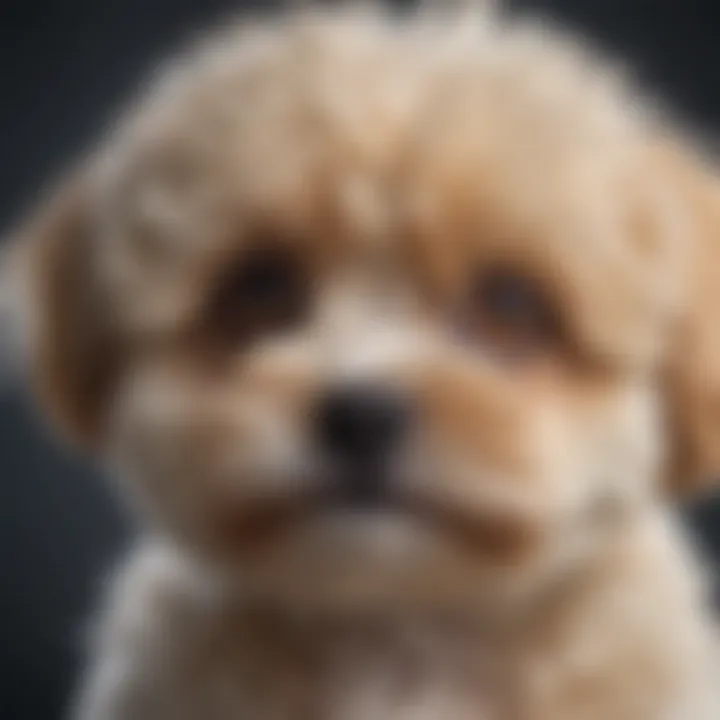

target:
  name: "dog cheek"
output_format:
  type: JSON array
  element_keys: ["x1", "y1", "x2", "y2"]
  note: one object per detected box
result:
[
  {"x1": 108, "y1": 352, "x2": 319, "y2": 533},
  {"x1": 415, "y1": 357, "x2": 574, "y2": 501},
  {"x1": 405, "y1": 361, "x2": 574, "y2": 567},
  {"x1": 105, "y1": 370, "x2": 231, "y2": 536},
  {"x1": 415, "y1": 360, "x2": 524, "y2": 471}
]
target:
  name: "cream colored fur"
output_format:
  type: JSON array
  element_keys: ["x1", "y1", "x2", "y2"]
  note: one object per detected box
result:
[{"x1": 5, "y1": 4, "x2": 719, "y2": 719}]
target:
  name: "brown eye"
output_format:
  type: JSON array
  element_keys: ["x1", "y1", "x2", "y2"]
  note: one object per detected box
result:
[
  {"x1": 466, "y1": 268, "x2": 560, "y2": 359},
  {"x1": 209, "y1": 248, "x2": 308, "y2": 343}
]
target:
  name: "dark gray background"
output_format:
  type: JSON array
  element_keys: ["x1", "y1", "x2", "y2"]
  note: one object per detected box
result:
[{"x1": 2, "y1": 1, "x2": 720, "y2": 718}]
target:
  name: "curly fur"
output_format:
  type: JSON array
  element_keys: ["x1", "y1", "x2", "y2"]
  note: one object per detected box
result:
[{"x1": 4, "y1": 4, "x2": 720, "y2": 719}]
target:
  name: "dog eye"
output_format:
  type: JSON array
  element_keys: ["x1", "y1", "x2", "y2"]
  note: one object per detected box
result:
[
  {"x1": 209, "y1": 248, "x2": 308, "y2": 342},
  {"x1": 466, "y1": 268, "x2": 560, "y2": 358}
]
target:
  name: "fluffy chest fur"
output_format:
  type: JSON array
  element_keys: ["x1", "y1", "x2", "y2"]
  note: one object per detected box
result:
[
  {"x1": 95, "y1": 571, "x2": 507, "y2": 719},
  {"x1": 203, "y1": 619, "x2": 503, "y2": 720},
  {"x1": 77, "y1": 516, "x2": 718, "y2": 720}
]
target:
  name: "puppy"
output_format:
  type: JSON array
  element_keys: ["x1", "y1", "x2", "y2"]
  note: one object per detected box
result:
[{"x1": 5, "y1": 4, "x2": 720, "y2": 719}]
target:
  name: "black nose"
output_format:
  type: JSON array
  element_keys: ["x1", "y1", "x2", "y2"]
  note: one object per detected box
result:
[{"x1": 315, "y1": 384, "x2": 410, "y2": 471}]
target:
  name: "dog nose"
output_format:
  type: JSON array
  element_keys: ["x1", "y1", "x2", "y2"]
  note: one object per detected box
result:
[{"x1": 315, "y1": 384, "x2": 410, "y2": 470}]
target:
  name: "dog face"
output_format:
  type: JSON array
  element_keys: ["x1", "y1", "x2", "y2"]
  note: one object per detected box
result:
[{"x1": 12, "y1": 9, "x2": 720, "y2": 611}]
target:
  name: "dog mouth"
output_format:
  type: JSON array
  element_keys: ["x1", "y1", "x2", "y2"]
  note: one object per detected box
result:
[
  {"x1": 215, "y1": 473, "x2": 542, "y2": 563},
  {"x1": 216, "y1": 479, "x2": 405, "y2": 544}
]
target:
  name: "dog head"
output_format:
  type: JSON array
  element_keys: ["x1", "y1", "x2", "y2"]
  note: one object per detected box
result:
[{"x1": 8, "y1": 6, "x2": 720, "y2": 612}]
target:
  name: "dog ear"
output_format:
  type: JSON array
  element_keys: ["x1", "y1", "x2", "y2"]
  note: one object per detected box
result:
[
  {"x1": 9, "y1": 168, "x2": 121, "y2": 449},
  {"x1": 659, "y1": 143, "x2": 720, "y2": 497}
]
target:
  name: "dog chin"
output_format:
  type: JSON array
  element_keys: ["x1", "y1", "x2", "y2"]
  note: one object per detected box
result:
[
  {"x1": 225, "y1": 509, "x2": 520, "y2": 614},
  {"x1": 295, "y1": 507, "x2": 444, "y2": 562},
  {"x1": 215, "y1": 507, "x2": 442, "y2": 602}
]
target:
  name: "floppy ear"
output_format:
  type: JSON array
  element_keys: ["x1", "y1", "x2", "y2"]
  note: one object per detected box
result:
[
  {"x1": 10, "y1": 169, "x2": 121, "y2": 449},
  {"x1": 661, "y1": 145, "x2": 720, "y2": 496}
]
